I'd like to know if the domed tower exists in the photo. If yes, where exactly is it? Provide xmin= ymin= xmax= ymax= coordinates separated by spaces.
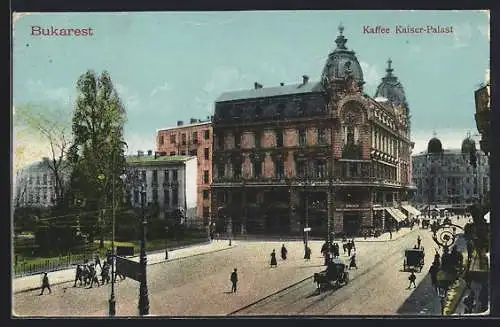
xmin=321 ymin=25 xmax=365 ymax=91
xmin=461 ymin=136 xmax=477 ymax=154
xmin=427 ymin=136 xmax=443 ymax=154
xmin=375 ymin=58 xmax=410 ymax=126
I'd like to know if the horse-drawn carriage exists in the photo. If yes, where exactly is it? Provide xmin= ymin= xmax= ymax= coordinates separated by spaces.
xmin=403 ymin=248 xmax=425 ymax=272
xmin=421 ymin=219 xmax=430 ymax=229
xmin=313 ymin=258 xmax=349 ymax=292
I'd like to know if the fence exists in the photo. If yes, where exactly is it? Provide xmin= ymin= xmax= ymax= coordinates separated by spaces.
xmin=13 ymin=252 xmax=96 ymax=278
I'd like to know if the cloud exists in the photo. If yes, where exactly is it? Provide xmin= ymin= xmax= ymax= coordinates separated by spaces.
xmin=452 ymin=22 xmax=473 ymax=49
xmin=359 ymin=61 xmax=383 ymax=87
xmin=150 ymin=82 xmax=173 ymax=97
xmin=411 ymin=128 xmax=479 ymax=154
xmin=115 ymin=83 xmax=140 ymax=111
xmin=13 ymin=125 xmax=52 ymax=173
xmin=124 ymin=132 xmax=156 ymax=155
xmin=45 ymin=87 xmax=72 ymax=105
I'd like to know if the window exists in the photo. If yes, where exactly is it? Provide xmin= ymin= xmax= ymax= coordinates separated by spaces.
xmin=316 ymin=160 xmax=327 ymax=178
xmin=255 ymin=105 xmax=263 ymax=119
xmin=203 ymin=170 xmax=209 ymax=184
xmin=170 ymin=134 xmax=177 ymax=144
xmin=141 ymin=170 xmax=147 ymax=183
xmin=203 ymin=190 xmax=210 ymax=200
xmin=276 ymin=103 xmax=285 ymax=120
xmin=203 ymin=206 xmax=210 ymax=220
xmin=42 ymin=173 xmax=47 ymax=184
xmin=159 ymin=135 xmax=164 ymax=145
xmin=234 ymin=132 xmax=241 ymax=149
xmin=36 ymin=176 xmax=40 ymax=185
xmin=164 ymin=189 xmax=170 ymax=206
xmin=297 ymin=101 xmax=307 ymax=116
xmin=181 ymin=151 xmax=186 ymax=155
xmin=217 ymin=164 xmax=225 ymax=178
xmin=233 ymin=162 xmax=242 ymax=179
xmin=204 ymin=129 xmax=210 ymax=140
xmin=134 ymin=190 xmax=140 ymax=204
xmin=172 ymin=170 xmax=178 ymax=181
xmin=253 ymin=161 xmax=262 ymax=178
xmin=180 ymin=133 xmax=186 ymax=145
xmin=164 ymin=170 xmax=170 ymax=182
xmin=275 ymin=159 xmax=285 ymax=178
xmin=254 ymin=131 xmax=261 ymax=148
xmin=297 ymin=160 xmax=306 ymax=178
xmin=299 ymin=129 xmax=306 ymax=146
xmin=317 ymin=128 xmax=326 ymax=144
xmin=349 ymin=163 xmax=359 ymax=177
xmin=217 ymin=133 xmax=225 ymax=149
xmin=170 ymin=151 xmax=176 ymax=156
xmin=204 ymin=148 xmax=209 ymax=160
xmin=192 ymin=131 xmax=198 ymax=144
xmin=189 ymin=149 xmax=197 ymax=156
xmin=172 ymin=189 xmax=178 ymax=206
xmin=276 ymin=130 xmax=283 ymax=147
xmin=152 ymin=170 xmax=158 ymax=185
xmin=152 ymin=189 xmax=158 ymax=203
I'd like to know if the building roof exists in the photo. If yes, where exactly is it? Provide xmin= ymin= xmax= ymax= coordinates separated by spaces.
xmin=413 ymin=148 xmax=475 ymax=157
xmin=126 ymin=155 xmax=194 ymax=165
xmin=374 ymin=58 xmax=408 ymax=107
xmin=215 ymin=81 xmax=324 ymax=103
xmin=156 ymin=120 xmax=211 ymax=132
xmin=461 ymin=137 xmax=477 ymax=154
xmin=427 ymin=137 xmax=443 ymax=154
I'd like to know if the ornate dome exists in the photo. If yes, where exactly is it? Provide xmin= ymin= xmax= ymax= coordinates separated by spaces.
xmin=374 ymin=58 xmax=408 ymax=107
xmin=320 ymin=25 xmax=364 ymax=87
xmin=427 ymin=137 xmax=443 ymax=154
xmin=461 ymin=137 xmax=477 ymax=154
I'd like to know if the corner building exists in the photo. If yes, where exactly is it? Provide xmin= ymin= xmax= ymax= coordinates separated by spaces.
xmin=211 ymin=26 xmax=416 ymax=237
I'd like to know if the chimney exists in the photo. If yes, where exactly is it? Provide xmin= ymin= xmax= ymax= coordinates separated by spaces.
xmin=147 ymin=150 xmax=153 ymax=156
xmin=137 ymin=150 xmax=144 ymax=157
xmin=280 ymin=82 xmax=284 ymax=86
xmin=302 ymin=75 xmax=309 ymax=84
xmin=254 ymin=82 xmax=263 ymax=89
xmin=177 ymin=120 xmax=184 ymax=126
xmin=154 ymin=151 xmax=159 ymax=159
xmin=190 ymin=118 xmax=198 ymax=124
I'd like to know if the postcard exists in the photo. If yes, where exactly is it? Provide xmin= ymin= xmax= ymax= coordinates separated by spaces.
xmin=12 ymin=10 xmax=491 ymax=317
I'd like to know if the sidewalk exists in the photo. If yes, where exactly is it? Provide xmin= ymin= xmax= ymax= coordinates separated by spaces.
xmin=12 ymin=240 xmax=234 ymax=294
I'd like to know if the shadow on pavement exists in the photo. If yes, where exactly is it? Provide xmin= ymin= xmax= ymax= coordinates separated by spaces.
xmin=396 ymin=270 xmax=441 ymax=315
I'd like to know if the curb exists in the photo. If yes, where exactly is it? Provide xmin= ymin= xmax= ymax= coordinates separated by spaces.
xmin=228 ymin=274 xmax=313 ymax=316
xmin=13 ymin=244 xmax=236 ymax=295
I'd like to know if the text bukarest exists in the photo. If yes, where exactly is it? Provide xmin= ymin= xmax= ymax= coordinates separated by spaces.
xmin=31 ymin=26 xmax=94 ymax=37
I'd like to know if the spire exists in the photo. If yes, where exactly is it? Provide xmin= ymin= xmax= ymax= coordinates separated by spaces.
xmin=386 ymin=58 xmax=394 ymax=76
xmin=335 ymin=23 xmax=348 ymax=50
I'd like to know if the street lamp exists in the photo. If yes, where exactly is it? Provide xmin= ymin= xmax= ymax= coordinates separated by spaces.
xmin=164 ymin=226 xmax=169 ymax=260
xmin=138 ymin=182 xmax=150 ymax=315
xmin=299 ymin=181 xmax=315 ymax=256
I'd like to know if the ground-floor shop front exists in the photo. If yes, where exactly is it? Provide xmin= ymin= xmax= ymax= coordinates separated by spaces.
xmin=210 ymin=184 xmax=419 ymax=237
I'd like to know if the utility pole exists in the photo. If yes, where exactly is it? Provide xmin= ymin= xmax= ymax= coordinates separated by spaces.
xmin=138 ymin=183 xmax=150 ymax=315
xmin=109 ymin=149 xmax=116 ymax=316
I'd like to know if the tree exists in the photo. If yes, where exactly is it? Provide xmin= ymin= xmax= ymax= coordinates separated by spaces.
xmin=68 ymin=70 xmax=127 ymax=248
xmin=14 ymin=104 xmax=72 ymax=209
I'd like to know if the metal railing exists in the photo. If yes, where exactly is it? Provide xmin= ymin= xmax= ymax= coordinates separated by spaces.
xmin=13 ymin=252 xmax=95 ymax=278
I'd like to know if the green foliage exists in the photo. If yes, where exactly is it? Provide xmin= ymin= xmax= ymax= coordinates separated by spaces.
xmin=68 ymin=70 xmax=128 ymax=244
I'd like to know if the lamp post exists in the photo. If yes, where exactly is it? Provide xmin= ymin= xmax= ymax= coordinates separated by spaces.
xmin=164 ymin=226 xmax=169 ymax=260
xmin=299 ymin=181 xmax=315 ymax=256
xmin=138 ymin=183 xmax=150 ymax=315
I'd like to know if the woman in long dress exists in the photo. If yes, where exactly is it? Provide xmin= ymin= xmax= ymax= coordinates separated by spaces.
xmin=270 ymin=249 xmax=277 ymax=267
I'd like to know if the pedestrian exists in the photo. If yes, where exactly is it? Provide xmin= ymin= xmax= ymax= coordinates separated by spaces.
xmin=281 ymin=244 xmax=288 ymax=260
xmin=304 ymin=246 xmax=311 ymax=260
xmin=73 ymin=265 xmax=83 ymax=287
xmin=95 ymin=253 xmax=102 ymax=270
xmin=429 ymin=263 xmax=439 ymax=293
xmin=270 ymin=249 xmax=277 ymax=267
xmin=347 ymin=242 xmax=352 ymax=257
xmin=230 ymin=268 xmax=238 ymax=293
xmin=349 ymin=253 xmax=358 ymax=270
xmin=389 ymin=230 xmax=392 ymax=240
xmin=88 ymin=264 xmax=100 ymax=288
xmin=464 ymin=290 xmax=476 ymax=314
xmin=351 ymin=239 xmax=356 ymax=251
xmin=417 ymin=236 xmax=422 ymax=248
xmin=39 ymin=272 xmax=52 ymax=295
xmin=101 ymin=262 xmax=110 ymax=285
xmin=407 ymin=271 xmax=417 ymax=289
xmin=333 ymin=243 xmax=340 ymax=258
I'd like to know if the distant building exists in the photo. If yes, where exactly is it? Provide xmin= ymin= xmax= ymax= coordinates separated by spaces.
xmin=210 ymin=26 xmax=417 ymax=237
xmin=156 ymin=118 xmax=213 ymax=226
xmin=14 ymin=157 xmax=71 ymax=208
xmin=125 ymin=151 xmax=198 ymax=225
xmin=412 ymin=136 xmax=490 ymax=212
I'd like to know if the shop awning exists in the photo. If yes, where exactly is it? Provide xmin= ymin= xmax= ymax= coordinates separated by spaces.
xmin=402 ymin=205 xmax=421 ymax=216
xmin=385 ymin=207 xmax=406 ymax=222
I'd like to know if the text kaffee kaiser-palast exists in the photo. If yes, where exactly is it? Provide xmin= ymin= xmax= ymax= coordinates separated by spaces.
xmin=363 ymin=25 xmax=454 ymax=34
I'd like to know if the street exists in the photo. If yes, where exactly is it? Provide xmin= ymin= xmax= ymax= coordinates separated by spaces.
xmin=13 ymin=217 xmax=469 ymax=317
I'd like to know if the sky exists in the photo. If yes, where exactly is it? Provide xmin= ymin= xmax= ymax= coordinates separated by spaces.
xmin=12 ymin=10 xmax=490 ymax=171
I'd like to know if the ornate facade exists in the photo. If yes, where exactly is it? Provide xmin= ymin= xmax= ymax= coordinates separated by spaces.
xmin=412 ymin=136 xmax=490 ymax=211
xmin=211 ymin=26 xmax=416 ymax=237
